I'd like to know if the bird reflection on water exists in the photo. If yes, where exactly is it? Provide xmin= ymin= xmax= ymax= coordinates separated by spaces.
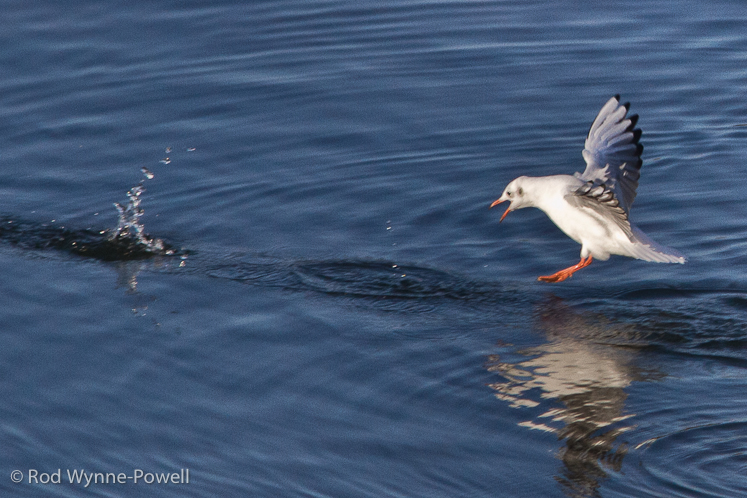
xmin=485 ymin=298 xmax=662 ymax=497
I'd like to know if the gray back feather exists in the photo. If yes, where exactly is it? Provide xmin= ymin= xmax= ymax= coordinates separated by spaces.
xmin=569 ymin=181 xmax=633 ymax=240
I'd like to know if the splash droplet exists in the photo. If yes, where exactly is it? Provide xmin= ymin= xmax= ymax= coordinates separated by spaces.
xmin=109 ymin=178 xmax=166 ymax=255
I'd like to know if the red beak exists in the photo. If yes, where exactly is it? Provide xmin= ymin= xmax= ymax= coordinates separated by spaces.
xmin=490 ymin=199 xmax=510 ymax=223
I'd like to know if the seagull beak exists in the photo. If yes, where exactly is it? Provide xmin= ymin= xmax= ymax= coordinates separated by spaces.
xmin=489 ymin=199 xmax=511 ymax=223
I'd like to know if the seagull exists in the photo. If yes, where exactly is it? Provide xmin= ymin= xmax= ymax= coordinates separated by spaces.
xmin=491 ymin=95 xmax=685 ymax=283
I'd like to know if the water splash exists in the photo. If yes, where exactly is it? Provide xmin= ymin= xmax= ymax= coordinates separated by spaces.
xmin=0 ymin=166 xmax=184 ymax=261
xmin=109 ymin=167 xmax=167 ymax=255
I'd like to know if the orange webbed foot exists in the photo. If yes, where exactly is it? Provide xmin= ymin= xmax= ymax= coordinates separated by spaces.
xmin=537 ymin=255 xmax=593 ymax=283
xmin=537 ymin=271 xmax=572 ymax=283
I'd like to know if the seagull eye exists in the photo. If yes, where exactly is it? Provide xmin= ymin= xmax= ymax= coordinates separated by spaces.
xmin=507 ymin=191 xmax=513 ymax=197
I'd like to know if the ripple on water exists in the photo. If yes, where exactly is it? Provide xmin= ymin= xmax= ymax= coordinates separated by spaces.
xmin=632 ymin=418 xmax=747 ymax=497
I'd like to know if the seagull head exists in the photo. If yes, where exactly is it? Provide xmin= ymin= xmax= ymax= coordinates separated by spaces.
xmin=490 ymin=176 xmax=530 ymax=222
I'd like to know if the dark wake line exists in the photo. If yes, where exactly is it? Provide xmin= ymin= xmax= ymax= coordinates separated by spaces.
xmin=1 ymin=213 xmax=746 ymax=306
xmin=1 ymin=210 xmax=747 ymax=363
xmin=0 ymin=214 xmax=513 ymax=305
xmin=0 ymin=216 xmax=186 ymax=262
xmin=202 ymin=257 xmax=513 ymax=303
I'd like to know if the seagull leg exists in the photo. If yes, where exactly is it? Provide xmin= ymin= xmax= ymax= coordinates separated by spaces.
xmin=537 ymin=255 xmax=593 ymax=283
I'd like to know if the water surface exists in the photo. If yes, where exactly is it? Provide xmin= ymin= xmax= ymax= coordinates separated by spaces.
xmin=1 ymin=1 xmax=746 ymax=497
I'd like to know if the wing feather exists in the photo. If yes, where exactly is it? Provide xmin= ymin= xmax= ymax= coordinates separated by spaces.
xmin=576 ymin=95 xmax=643 ymax=216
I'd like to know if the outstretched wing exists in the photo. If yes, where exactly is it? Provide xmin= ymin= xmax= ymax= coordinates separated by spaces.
xmin=575 ymin=95 xmax=643 ymax=216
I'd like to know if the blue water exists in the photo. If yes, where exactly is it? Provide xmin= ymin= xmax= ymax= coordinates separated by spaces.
xmin=1 ymin=1 xmax=747 ymax=497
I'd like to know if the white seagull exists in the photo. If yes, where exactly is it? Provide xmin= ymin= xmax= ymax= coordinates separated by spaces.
xmin=491 ymin=95 xmax=685 ymax=283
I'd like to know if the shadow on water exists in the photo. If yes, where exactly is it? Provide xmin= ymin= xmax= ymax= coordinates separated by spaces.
xmin=485 ymin=298 xmax=658 ymax=498
xmin=484 ymin=292 xmax=747 ymax=498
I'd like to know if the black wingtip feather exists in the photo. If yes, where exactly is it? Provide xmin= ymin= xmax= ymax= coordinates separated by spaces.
xmin=613 ymin=94 xmax=621 ymax=101
xmin=627 ymin=114 xmax=639 ymax=129
xmin=632 ymin=129 xmax=642 ymax=143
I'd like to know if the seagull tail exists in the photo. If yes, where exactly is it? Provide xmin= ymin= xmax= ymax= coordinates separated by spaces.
xmin=629 ymin=225 xmax=686 ymax=264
